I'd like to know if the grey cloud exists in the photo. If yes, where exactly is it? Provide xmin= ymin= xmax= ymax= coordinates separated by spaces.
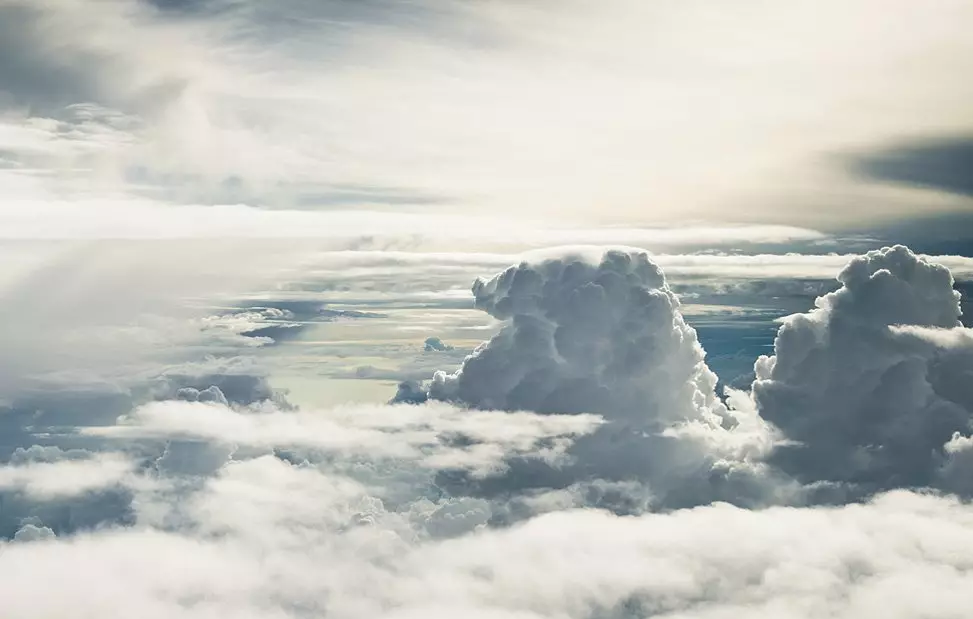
xmin=175 ymin=385 xmax=229 ymax=406
xmin=0 ymin=1 xmax=189 ymax=115
xmin=0 ymin=4 xmax=108 ymax=112
xmin=154 ymin=439 xmax=234 ymax=477
xmin=397 ymin=249 xmax=780 ymax=510
xmin=752 ymin=245 xmax=973 ymax=495
xmin=151 ymin=358 xmax=291 ymax=408
xmin=229 ymin=301 xmax=386 ymax=322
xmin=424 ymin=249 xmax=726 ymax=426
xmin=424 ymin=337 xmax=454 ymax=352
xmin=12 ymin=522 xmax=55 ymax=542
xmin=9 ymin=445 xmax=93 ymax=465
xmin=392 ymin=380 xmax=429 ymax=405
xmin=849 ymin=135 xmax=973 ymax=198
xmin=0 ymin=389 xmax=135 ymax=462
xmin=0 ymin=447 xmax=138 ymax=539
xmin=393 ymin=245 xmax=973 ymax=509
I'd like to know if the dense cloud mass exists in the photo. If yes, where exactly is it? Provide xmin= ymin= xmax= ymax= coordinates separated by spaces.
xmin=752 ymin=246 xmax=973 ymax=496
xmin=396 ymin=249 xmax=784 ymax=509
xmin=397 ymin=246 xmax=973 ymax=506
xmin=4 ymin=244 xmax=973 ymax=618
xmin=424 ymin=249 xmax=726 ymax=426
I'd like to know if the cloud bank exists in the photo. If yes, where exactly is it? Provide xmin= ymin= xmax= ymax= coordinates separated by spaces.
xmin=3 ymin=244 xmax=973 ymax=619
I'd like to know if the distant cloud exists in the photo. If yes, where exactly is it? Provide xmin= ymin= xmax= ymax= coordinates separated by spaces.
xmin=0 ymin=451 xmax=135 ymax=499
xmin=87 ymin=399 xmax=602 ymax=477
xmin=849 ymin=135 xmax=973 ymax=197
xmin=423 ymin=337 xmax=454 ymax=352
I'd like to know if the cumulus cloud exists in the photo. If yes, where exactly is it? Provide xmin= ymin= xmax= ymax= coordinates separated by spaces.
xmin=392 ymin=380 xmax=429 ymax=405
xmin=395 ymin=248 xmax=782 ymax=509
xmin=424 ymin=336 xmax=454 ymax=352
xmin=12 ymin=522 xmax=55 ymax=542
xmin=751 ymin=245 xmax=973 ymax=495
xmin=940 ymin=432 xmax=973 ymax=496
xmin=422 ymin=249 xmax=725 ymax=424
xmin=149 ymin=356 xmax=291 ymax=408
xmin=2 ymin=241 xmax=973 ymax=617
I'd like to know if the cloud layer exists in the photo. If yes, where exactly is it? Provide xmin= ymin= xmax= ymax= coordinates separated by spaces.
xmin=3 ymin=244 xmax=973 ymax=619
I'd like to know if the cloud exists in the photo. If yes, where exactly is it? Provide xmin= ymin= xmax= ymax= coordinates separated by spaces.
xmin=395 ymin=248 xmax=783 ymax=509
xmin=392 ymin=380 xmax=430 ymax=405
xmin=751 ymin=245 xmax=973 ymax=495
xmin=0 ymin=451 xmax=135 ymax=499
xmin=87 ymin=399 xmax=602 ymax=478
xmin=422 ymin=249 xmax=724 ymax=424
xmin=12 ymin=522 xmax=55 ymax=542
xmin=3 ymin=455 xmax=973 ymax=619
xmin=424 ymin=337 xmax=454 ymax=352
xmin=153 ymin=361 xmax=286 ymax=407
xmin=941 ymin=432 xmax=973 ymax=496
xmin=848 ymin=135 xmax=973 ymax=198
xmin=654 ymin=253 xmax=973 ymax=281
xmin=174 ymin=385 xmax=229 ymax=406
xmin=4 ymin=0 xmax=973 ymax=232
xmin=889 ymin=324 xmax=973 ymax=349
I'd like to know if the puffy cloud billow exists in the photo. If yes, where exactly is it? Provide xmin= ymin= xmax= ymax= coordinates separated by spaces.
xmin=423 ymin=249 xmax=726 ymax=426
xmin=4 ymin=244 xmax=973 ymax=618
xmin=397 ymin=249 xmax=784 ymax=509
xmin=751 ymin=245 xmax=973 ymax=496
xmin=399 ymin=245 xmax=973 ymax=506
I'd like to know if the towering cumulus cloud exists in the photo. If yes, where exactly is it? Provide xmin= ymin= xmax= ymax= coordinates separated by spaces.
xmin=752 ymin=245 xmax=973 ymax=495
xmin=401 ymin=248 xmax=778 ymax=509
xmin=426 ymin=248 xmax=726 ymax=426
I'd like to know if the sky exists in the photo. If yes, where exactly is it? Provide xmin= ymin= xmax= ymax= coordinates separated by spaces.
xmin=2 ymin=1 xmax=973 ymax=617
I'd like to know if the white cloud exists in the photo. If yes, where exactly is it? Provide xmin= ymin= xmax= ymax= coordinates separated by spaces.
xmin=0 ymin=238 xmax=314 ymax=397
xmin=653 ymin=253 xmax=973 ymax=281
xmin=3 ymin=457 xmax=973 ymax=619
xmin=87 ymin=399 xmax=602 ymax=477
xmin=941 ymin=432 xmax=973 ymax=496
xmin=284 ymin=251 xmax=973 ymax=297
xmin=889 ymin=325 xmax=973 ymax=349
xmin=0 ymin=452 xmax=135 ymax=499
xmin=0 ymin=195 xmax=833 ymax=246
